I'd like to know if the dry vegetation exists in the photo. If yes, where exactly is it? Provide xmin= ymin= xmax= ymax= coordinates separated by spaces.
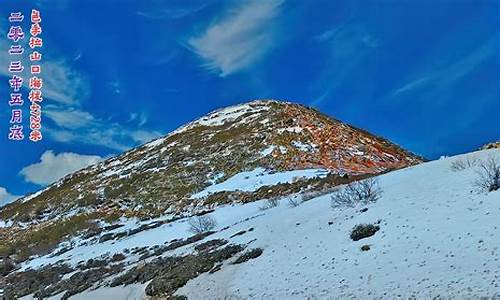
xmin=331 ymin=177 xmax=382 ymax=208
xmin=475 ymin=156 xmax=500 ymax=192
xmin=450 ymin=155 xmax=480 ymax=171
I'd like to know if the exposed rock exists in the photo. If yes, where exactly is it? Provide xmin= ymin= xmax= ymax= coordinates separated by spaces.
xmin=480 ymin=141 xmax=500 ymax=150
xmin=233 ymin=248 xmax=264 ymax=264
xmin=350 ymin=224 xmax=380 ymax=241
xmin=194 ymin=239 xmax=228 ymax=252
xmin=3 ymin=264 xmax=73 ymax=299
xmin=111 ymin=245 xmax=244 ymax=298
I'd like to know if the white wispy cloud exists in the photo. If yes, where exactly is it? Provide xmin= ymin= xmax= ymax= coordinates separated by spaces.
xmin=45 ymin=106 xmax=95 ymax=129
xmin=128 ymin=112 xmax=148 ymax=127
xmin=315 ymin=25 xmax=379 ymax=57
xmin=20 ymin=150 xmax=103 ymax=186
xmin=0 ymin=24 xmax=163 ymax=152
xmin=46 ymin=127 xmax=133 ymax=152
xmin=137 ymin=4 xmax=207 ymax=20
xmin=392 ymin=76 xmax=431 ymax=96
xmin=41 ymin=59 xmax=90 ymax=105
xmin=0 ymin=187 xmax=21 ymax=208
xmin=391 ymin=34 xmax=499 ymax=97
xmin=188 ymin=0 xmax=283 ymax=77
xmin=73 ymin=52 xmax=83 ymax=61
xmin=109 ymin=80 xmax=121 ymax=94
xmin=45 ymin=106 xmax=163 ymax=151
xmin=311 ymin=25 xmax=379 ymax=106
xmin=130 ymin=130 xmax=163 ymax=144
xmin=0 ymin=30 xmax=90 ymax=106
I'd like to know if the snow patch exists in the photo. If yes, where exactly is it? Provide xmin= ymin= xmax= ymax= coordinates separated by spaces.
xmin=292 ymin=141 xmax=317 ymax=152
xmin=192 ymin=167 xmax=330 ymax=198
xmin=260 ymin=145 xmax=276 ymax=157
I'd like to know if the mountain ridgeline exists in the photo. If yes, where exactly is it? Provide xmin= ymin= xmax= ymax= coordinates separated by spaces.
xmin=0 ymin=100 xmax=422 ymax=261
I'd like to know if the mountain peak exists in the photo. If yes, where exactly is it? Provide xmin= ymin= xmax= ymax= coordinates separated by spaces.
xmin=2 ymin=100 xmax=422 ymax=223
xmin=0 ymin=100 xmax=422 ymax=264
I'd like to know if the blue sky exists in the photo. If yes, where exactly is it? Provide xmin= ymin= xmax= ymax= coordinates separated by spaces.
xmin=1 ymin=0 xmax=499 ymax=204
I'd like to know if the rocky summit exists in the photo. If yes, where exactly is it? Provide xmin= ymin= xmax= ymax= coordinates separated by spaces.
xmin=481 ymin=141 xmax=500 ymax=150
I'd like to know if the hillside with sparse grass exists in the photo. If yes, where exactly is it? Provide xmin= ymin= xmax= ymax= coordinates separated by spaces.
xmin=0 ymin=100 xmax=421 ymax=266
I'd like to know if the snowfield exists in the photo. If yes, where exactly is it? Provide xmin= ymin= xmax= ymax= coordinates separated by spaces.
xmin=192 ymin=168 xmax=330 ymax=199
xmin=180 ymin=148 xmax=500 ymax=299
xmin=15 ymin=148 xmax=500 ymax=299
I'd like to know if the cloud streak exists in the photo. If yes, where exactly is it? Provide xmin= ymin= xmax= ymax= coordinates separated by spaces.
xmin=392 ymin=76 xmax=431 ymax=96
xmin=41 ymin=59 xmax=91 ymax=105
xmin=0 ymin=187 xmax=21 ymax=208
xmin=45 ymin=106 xmax=163 ymax=151
xmin=19 ymin=150 xmax=103 ymax=186
xmin=392 ymin=33 xmax=499 ymax=97
xmin=188 ymin=0 xmax=283 ymax=77
xmin=311 ymin=25 xmax=379 ymax=106
xmin=0 ymin=23 xmax=163 ymax=152
xmin=0 ymin=29 xmax=90 ymax=106
xmin=137 ymin=4 xmax=207 ymax=20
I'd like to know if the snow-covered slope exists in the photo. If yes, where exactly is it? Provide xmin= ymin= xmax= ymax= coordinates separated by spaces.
xmin=176 ymin=149 xmax=500 ymax=299
xmin=6 ymin=148 xmax=499 ymax=299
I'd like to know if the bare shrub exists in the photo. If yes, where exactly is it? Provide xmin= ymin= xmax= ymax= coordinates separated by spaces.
xmin=331 ymin=177 xmax=382 ymax=208
xmin=188 ymin=215 xmax=217 ymax=234
xmin=450 ymin=155 xmax=479 ymax=171
xmin=259 ymin=198 xmax=279 ymax=211
xmin=287 ymin=195 xmax=302 ymax=208
xmin=301 ymin=189 xmax=330 ymax=202
xmin=475 ymin=156 xmax=500 ymax=192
